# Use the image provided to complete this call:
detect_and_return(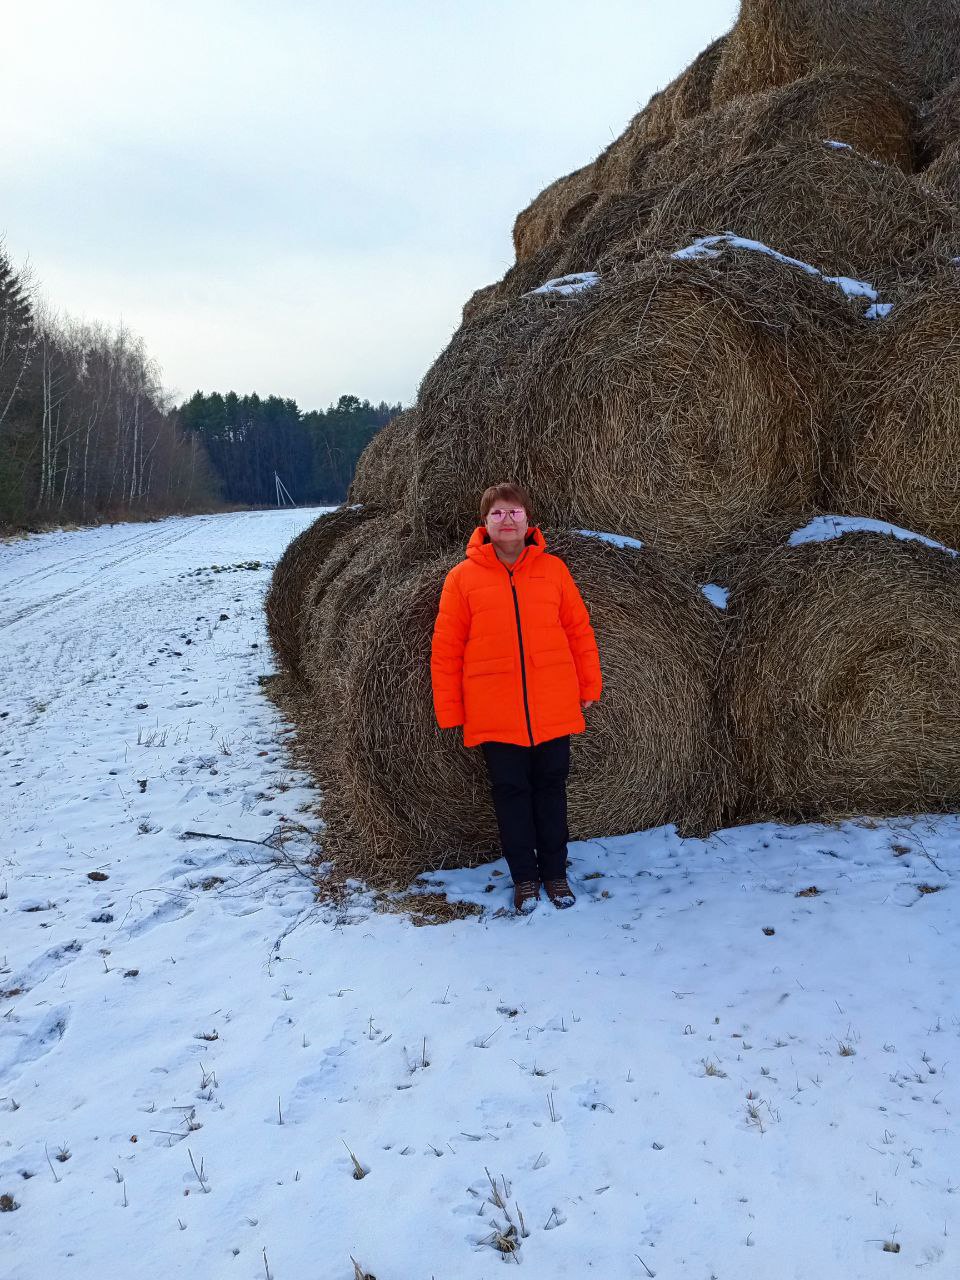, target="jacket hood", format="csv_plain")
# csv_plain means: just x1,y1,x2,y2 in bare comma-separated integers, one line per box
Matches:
466,524,547,571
